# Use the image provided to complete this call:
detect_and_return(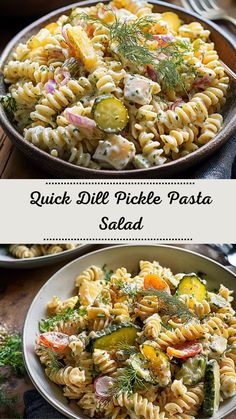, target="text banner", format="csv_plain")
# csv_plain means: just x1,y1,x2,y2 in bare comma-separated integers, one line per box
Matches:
0,179,235,243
